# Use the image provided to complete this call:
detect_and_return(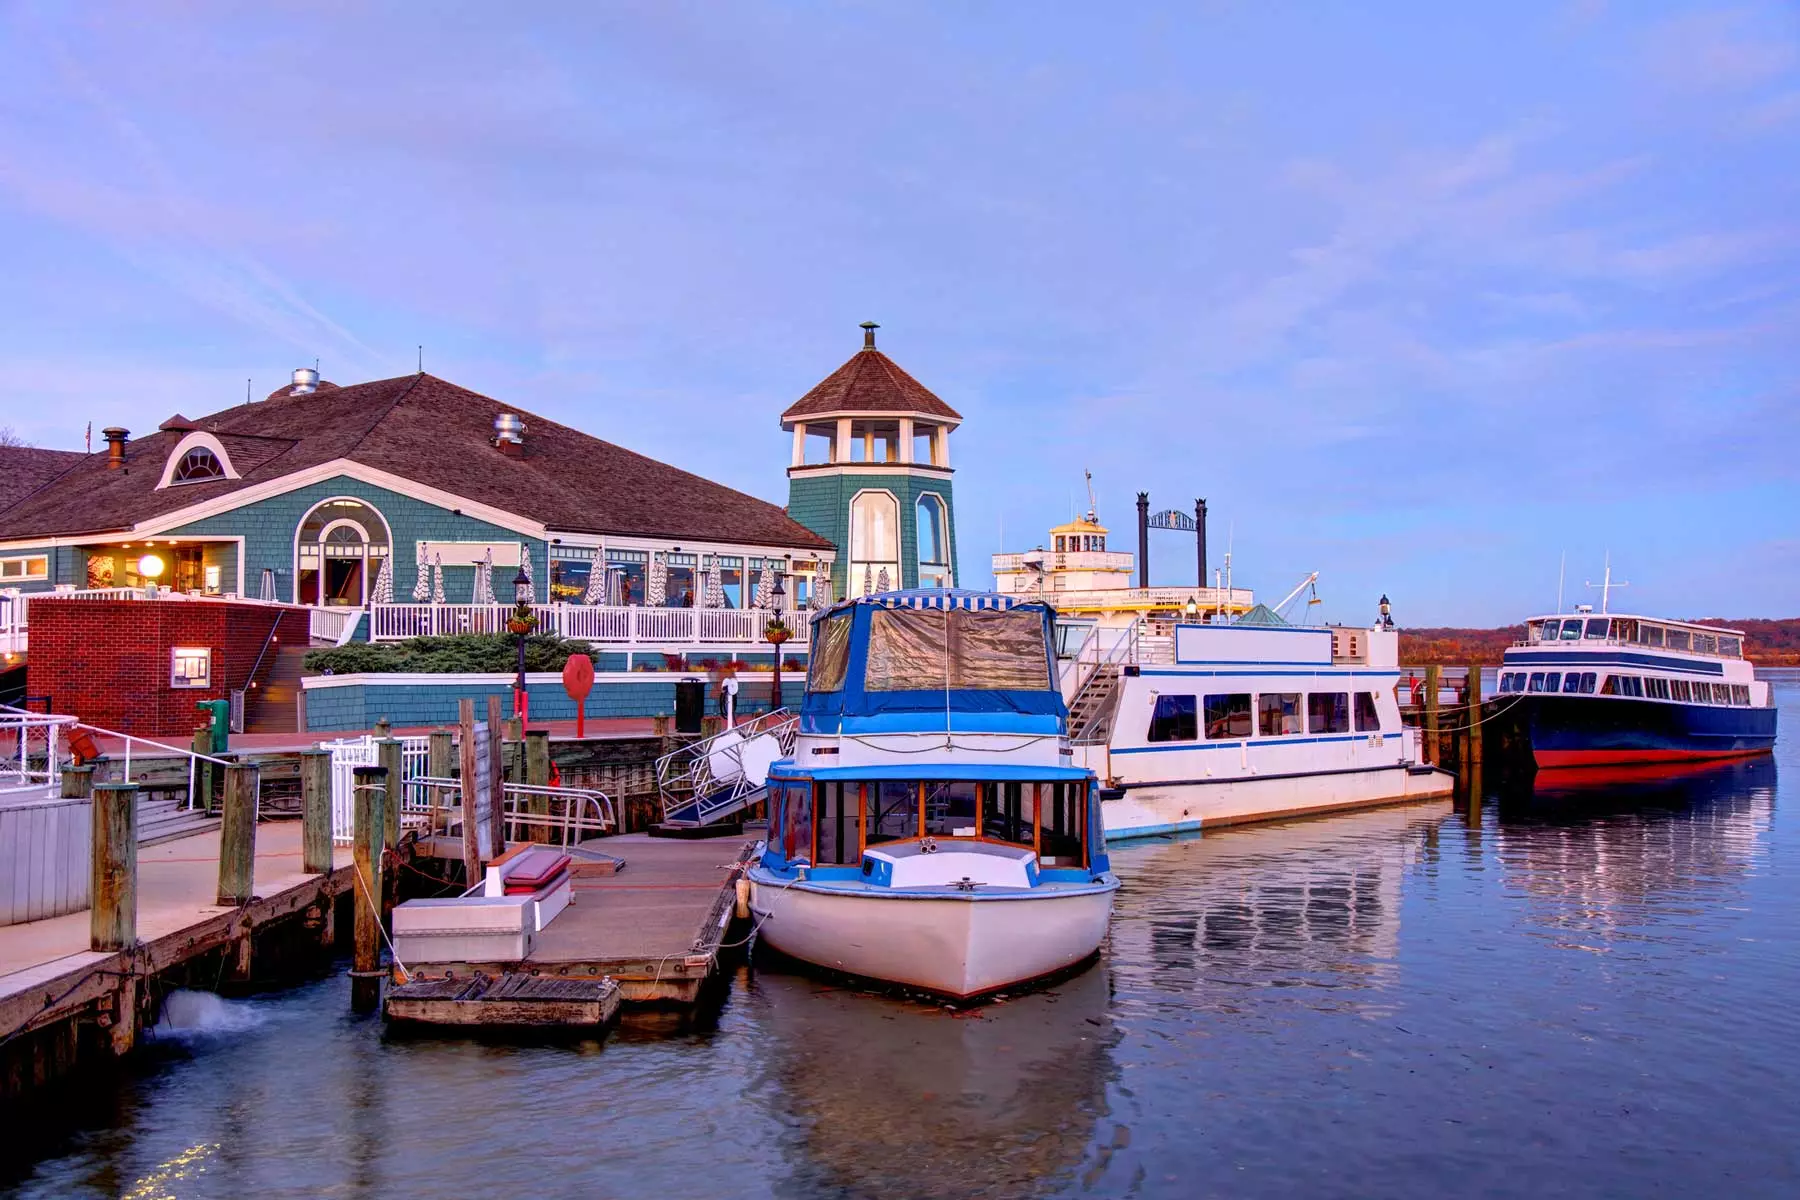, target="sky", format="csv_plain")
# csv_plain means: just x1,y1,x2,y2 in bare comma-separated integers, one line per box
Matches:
1,1,1796,626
